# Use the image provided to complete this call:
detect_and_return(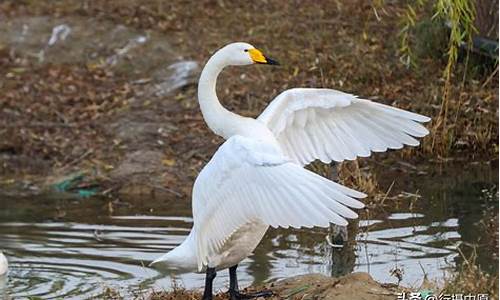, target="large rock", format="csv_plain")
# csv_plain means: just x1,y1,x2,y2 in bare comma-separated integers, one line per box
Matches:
266,272,399,300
